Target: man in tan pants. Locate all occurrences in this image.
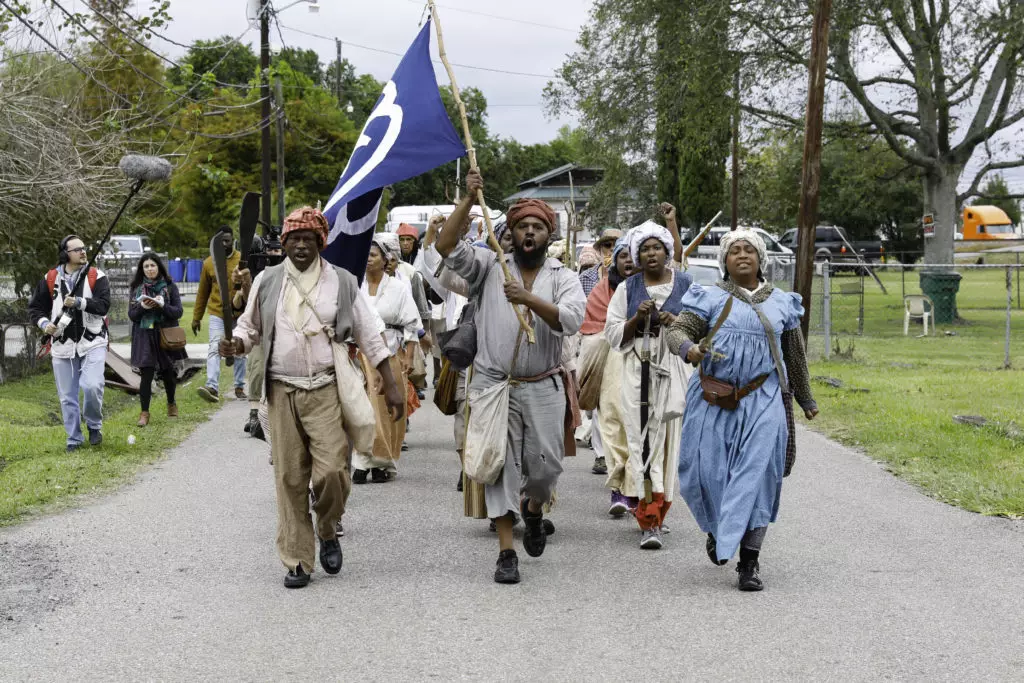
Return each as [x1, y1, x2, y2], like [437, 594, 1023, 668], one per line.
[222, 207, 404, 588]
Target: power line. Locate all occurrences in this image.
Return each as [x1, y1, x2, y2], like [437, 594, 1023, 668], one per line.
[113, 6, 247, 52]
[404, 0, 577, 34]
[277, 23, 556, 79]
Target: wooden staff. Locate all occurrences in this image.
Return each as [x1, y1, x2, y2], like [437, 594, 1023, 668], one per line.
[428, 1, 536, 343]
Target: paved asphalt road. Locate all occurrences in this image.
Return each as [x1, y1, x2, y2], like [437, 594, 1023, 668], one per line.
[2, 396, 1023, 681]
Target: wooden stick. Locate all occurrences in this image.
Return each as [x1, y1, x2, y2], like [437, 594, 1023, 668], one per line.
[683, 210, 724, 263]
[428, 1, 536, 344]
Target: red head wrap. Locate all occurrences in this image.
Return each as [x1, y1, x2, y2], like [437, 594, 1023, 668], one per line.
[506, 199, 557, 233]
[396, 223, 419, 239]
[282, 207, 330, 248]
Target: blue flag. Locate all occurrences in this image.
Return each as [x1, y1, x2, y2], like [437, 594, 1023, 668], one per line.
[322, 20, 466, 281]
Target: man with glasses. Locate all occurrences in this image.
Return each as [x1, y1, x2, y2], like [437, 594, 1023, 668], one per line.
[29, 235, 111, 451]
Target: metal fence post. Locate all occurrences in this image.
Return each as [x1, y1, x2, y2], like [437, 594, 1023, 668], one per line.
[1016, 252, 1021, 310]
[1006, 266, 1012, 370]
[823, 264, 831, 360]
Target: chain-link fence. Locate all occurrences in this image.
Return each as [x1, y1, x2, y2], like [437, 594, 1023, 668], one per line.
[807, 261, 1024, 368]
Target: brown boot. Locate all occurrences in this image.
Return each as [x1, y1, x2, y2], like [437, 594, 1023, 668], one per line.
[167, 404, 178, 418]
[137, 411, 150, 427]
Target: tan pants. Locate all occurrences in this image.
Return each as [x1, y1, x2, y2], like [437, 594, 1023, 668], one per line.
[268, 381, 350, 574]
[598, 350, 634, 494]
[353, 354, 406, 473]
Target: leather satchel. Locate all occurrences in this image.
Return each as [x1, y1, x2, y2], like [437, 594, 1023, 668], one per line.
[699, 366, 768, 411]
[159, 326, 186, 351]
[439, 301, 477, 369]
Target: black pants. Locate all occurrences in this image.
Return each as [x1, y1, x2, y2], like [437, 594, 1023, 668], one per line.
[140, 367, 176, 412]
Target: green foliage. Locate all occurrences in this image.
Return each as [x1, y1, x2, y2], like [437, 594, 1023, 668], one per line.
[973, 175, 1022, 226]
[273, 47, 322, 84]
[167, 35, 259, 90]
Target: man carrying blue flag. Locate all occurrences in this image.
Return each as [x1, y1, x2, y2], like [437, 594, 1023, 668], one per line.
[436, 171, 586, 584]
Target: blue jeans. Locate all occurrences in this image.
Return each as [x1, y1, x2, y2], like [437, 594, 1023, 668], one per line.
[206, 315, 246, 391]
[52, 345, 106, 447]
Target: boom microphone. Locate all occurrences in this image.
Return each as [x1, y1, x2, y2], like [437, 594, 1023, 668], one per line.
[119, 154, 173, 182]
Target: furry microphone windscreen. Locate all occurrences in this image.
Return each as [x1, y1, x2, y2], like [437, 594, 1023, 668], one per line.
[118, 155, 173, 182]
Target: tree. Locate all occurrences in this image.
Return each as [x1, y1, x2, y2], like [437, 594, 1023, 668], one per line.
[168, 36, 259, 90]
[973, 174, 1022, 226]
[737, 0, 1024, 267]
[274, 47, 322, 85]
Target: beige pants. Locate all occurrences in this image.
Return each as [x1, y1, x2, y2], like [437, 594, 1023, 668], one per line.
[598, 350, 633, 494]
[268, 381, 350, 574]
[353, 355, 407, 473]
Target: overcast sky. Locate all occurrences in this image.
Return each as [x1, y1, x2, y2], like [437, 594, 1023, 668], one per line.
[153, 0, 592, 145]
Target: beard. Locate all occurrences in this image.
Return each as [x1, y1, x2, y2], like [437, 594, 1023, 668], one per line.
[513, 242, 547, 269]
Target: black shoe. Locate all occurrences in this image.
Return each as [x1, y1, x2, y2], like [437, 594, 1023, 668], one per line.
[88, 428, 102, 446]
[371, 468, 393, 483]
[494, 549, 520, 584]
[244, 409, 258, 434]
[352, 469, 369, 485]
[401, 442, 409, 452]
[488, 519, 497, 532]
[737, 560, 763, 591]
[520, 500, 547, 558]
[284, 565, 310, 588]
[319, 538, 343, 575]
[251, 420, 266, 442]
[336, 520, 345, 537]
[456, 472, 464, 492]
[591, 456, 607, 475]
[66, 443, 81, 453]
[416, 389, 425, 400]
[543, 519, 555, 536]
[706, 533, 728, 566]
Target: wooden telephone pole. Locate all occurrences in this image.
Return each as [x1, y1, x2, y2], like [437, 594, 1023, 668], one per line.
[794, 0, 833, 341]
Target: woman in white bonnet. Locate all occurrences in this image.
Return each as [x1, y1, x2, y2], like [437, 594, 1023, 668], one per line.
[667, 228, 818, 591]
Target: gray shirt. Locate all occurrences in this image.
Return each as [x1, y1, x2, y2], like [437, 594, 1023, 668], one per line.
[444, 241, 586, 381]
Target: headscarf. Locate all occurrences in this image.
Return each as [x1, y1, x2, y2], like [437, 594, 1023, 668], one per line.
[609, 235, 631, 288]
[282, 206, 329, 249]
[494, 219, 509, 244]
[719, 228, 767, 276]
[546, 238, 567, 261]
[372, 232, 401, 264]
[628, 220, 675, 267]
[506, 199, 556, 233]
[578, 245, 600, 269]
[396, 223, 419, 239]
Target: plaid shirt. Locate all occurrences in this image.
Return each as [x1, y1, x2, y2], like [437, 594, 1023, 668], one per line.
[578, 265, 602, 297]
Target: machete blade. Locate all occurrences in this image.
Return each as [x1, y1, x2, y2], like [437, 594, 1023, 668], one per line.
[237, 192, 261, 271]
[211, 233, 235, 367]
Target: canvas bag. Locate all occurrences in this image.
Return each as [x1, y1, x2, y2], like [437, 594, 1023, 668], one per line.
[462, 377, 512, 485]
[577, 334, 609, 411]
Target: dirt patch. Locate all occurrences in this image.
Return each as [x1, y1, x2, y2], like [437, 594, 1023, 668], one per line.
[0, 539, 75, 632]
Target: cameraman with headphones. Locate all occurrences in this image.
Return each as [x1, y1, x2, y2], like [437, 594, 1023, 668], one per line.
[28, 235, 111, 452]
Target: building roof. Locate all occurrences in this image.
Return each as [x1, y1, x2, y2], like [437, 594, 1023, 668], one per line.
[505, 185, 595, 203]
[517, 163, 604, 189]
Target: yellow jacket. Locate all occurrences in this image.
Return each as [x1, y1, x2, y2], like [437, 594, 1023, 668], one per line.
[192, 250, 241, 323]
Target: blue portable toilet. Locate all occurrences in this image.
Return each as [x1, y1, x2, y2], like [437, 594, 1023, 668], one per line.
[168, 259, 184, 283]
[186, 259, 203, 282]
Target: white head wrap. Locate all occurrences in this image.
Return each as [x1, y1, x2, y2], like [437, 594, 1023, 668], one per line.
[546, 238, 567, 261]
[628, 220, 675, 266]
[718, 229, 767, 276]
[372, 232, 401, 263]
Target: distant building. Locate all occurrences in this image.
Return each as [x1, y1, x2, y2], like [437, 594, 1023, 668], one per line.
[504, 164, 603, 237]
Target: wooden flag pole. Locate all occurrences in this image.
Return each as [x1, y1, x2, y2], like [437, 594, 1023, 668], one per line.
[427, 1, 535, 343]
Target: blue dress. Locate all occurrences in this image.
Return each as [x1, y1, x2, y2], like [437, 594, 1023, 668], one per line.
[676, 283, 804, 563]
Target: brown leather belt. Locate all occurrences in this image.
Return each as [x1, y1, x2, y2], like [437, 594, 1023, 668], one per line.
[699, 367, 769, 411]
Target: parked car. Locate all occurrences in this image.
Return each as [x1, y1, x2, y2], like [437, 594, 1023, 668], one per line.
[685, 257, 725, 286]
[778, 225, 884, 271]
[96, 234, 167, 266]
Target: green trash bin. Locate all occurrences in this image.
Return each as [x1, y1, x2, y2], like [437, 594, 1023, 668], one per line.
[919, 270, 962, 324]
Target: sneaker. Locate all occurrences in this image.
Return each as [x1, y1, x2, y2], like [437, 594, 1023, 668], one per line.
[66, 443, 81, 453]
[352, 469, 369, 485]
[736, 560, 763, 591]
[520, 500, 547, 558]
[319, 538, 343, 575]
[706, 533, 728, 566]
[371, 468, 394, 483]
[493, 549, 520, 584]
[591, 456, 607, 475]
[197, 386, 219, 403]
[244, 408, 257, 433]
[543, 519, 555, 536]
[660, 523, 671, 534]
[608, 491, 629, 517]
[235, 387, 246, 400]
[88, 428, 102, 446]
[640, 529, 663, 550]
[625, 496, 640, 512]
[401, 442, 409, 452]
[284, 565, 310, 589]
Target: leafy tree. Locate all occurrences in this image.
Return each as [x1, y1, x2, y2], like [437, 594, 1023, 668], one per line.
[167, 36, 259, 90]
[274, 47, 322, 85]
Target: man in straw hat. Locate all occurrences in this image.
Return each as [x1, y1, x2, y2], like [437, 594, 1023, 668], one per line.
[220, 206, 405, 589]
[578, 226, 624, 298]
[435, 170, 586, 584]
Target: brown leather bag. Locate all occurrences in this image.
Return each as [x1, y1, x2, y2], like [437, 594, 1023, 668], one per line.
[699, 366, 768, 411]
[159, 326, 186, 351]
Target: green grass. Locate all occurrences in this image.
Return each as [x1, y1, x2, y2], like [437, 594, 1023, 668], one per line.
[806, 267, 1024, 517]
[0, 356, 231, 526]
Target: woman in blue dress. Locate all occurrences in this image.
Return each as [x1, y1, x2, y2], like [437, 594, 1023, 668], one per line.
[666, 230, 818, 591]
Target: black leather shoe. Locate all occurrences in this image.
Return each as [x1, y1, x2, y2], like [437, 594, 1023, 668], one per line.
[736, 560, 763, 591]
[520, 500, 547, 558]
[88, 428, 102, 446]
[493, 549, 520, 584]
[706, 533, 728, 566]
[543, 519, 555, 536]
[371, 468, 393, 483]
[66, 444, 81, 453]
[284, 566, 310, 588]
[352, 469, 369, 485]
[319, 538, 343, 575]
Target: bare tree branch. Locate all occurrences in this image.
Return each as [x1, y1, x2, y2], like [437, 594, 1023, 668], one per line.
[957, 158, 1024, 203]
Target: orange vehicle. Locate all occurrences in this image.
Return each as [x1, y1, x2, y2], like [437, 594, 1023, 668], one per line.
[961, 205, 1018, 240]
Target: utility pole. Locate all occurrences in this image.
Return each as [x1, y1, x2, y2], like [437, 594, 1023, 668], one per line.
[335, 38, 343, 108]
[275, 77, 286, 228]
[259, 0, 273, 231]
[794, 0, 833, 342]
[730, 56, 741, 231]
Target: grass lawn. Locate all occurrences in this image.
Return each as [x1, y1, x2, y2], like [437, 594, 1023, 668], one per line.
[805, 267, 1024, 517]
[0, 350, 234, 526]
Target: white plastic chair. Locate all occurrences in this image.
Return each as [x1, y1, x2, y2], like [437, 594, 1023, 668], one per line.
[903, 295, 934, 336]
